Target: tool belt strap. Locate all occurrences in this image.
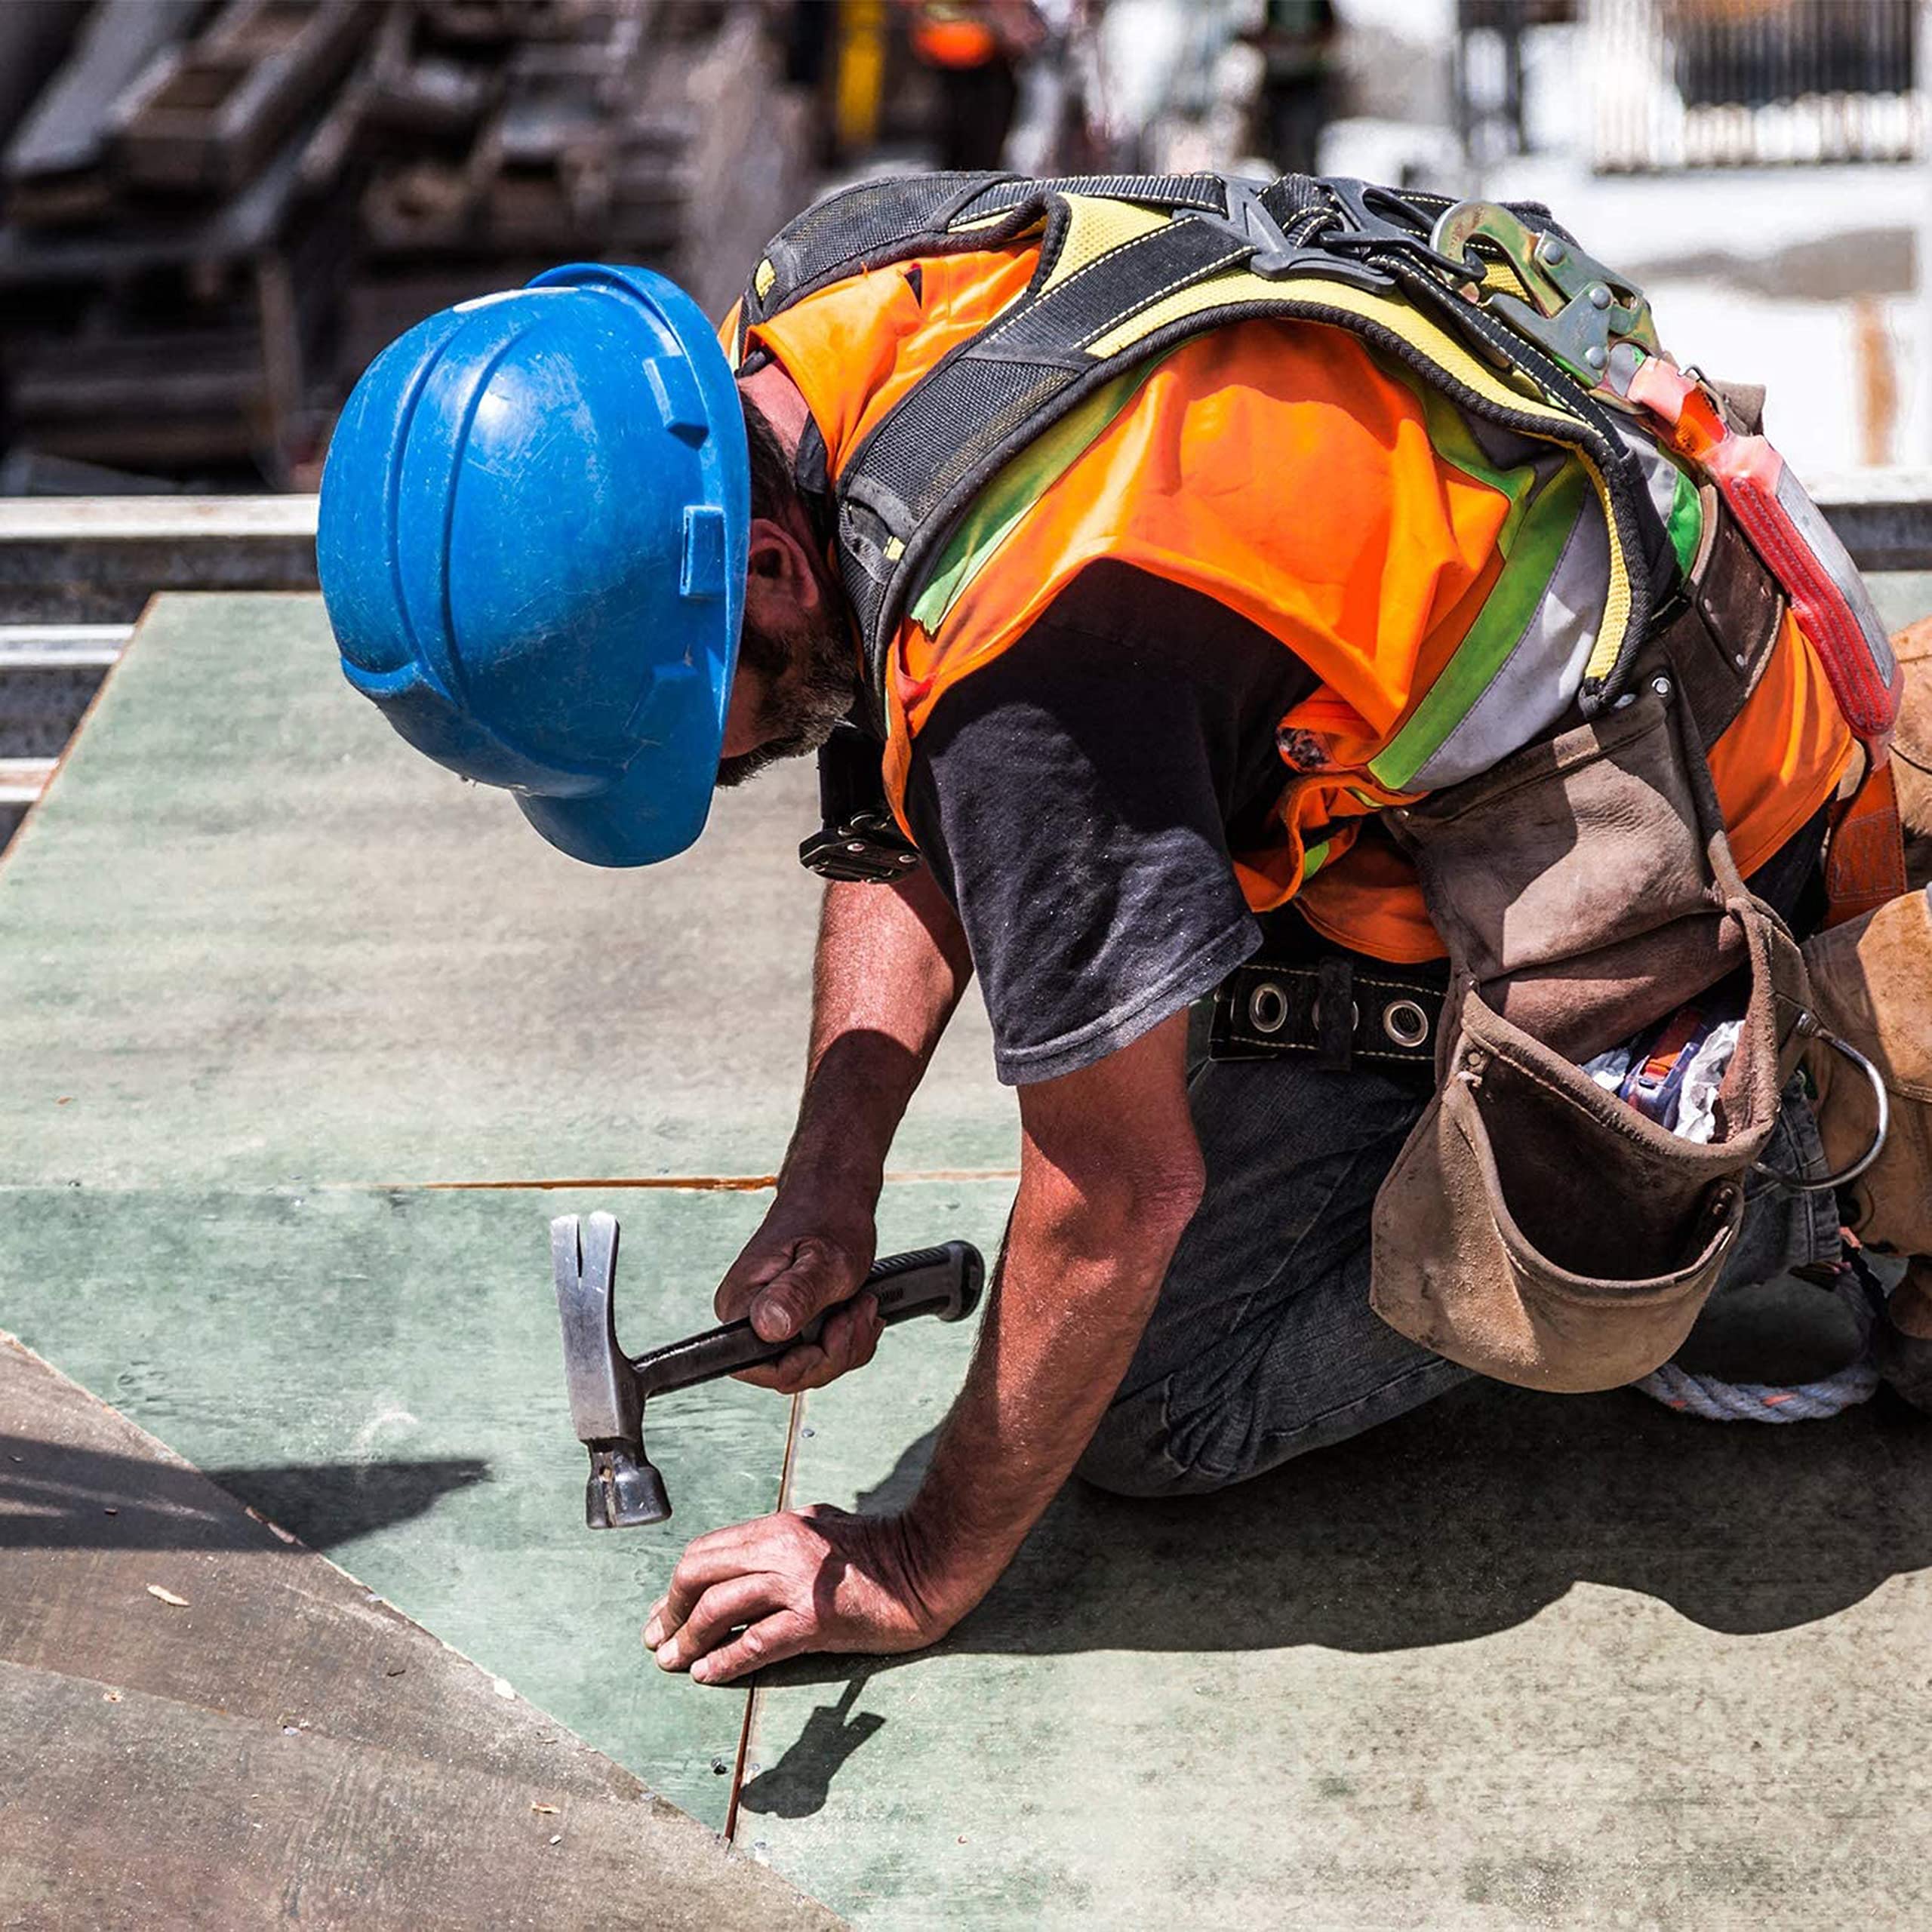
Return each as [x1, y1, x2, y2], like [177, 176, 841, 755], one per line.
[1208, 958, 1443, 1072]
[1650, 481, 1785, 751]
[1823, 755, 1909, 929]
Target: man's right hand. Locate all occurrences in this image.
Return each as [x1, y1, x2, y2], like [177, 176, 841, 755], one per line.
[715, 1191, 883, 1394]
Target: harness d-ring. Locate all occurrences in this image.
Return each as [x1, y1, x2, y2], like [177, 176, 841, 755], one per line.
[1752, 1014, 1890, 1193]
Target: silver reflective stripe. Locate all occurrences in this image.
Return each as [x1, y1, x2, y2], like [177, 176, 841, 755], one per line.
[1407, 487, 1611, 791]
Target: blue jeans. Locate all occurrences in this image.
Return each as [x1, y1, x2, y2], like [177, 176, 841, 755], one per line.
[1075, 1044, 1841, 1499]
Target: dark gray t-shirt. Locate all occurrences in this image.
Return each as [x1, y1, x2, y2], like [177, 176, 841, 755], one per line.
[903, 562, 1315, 1084]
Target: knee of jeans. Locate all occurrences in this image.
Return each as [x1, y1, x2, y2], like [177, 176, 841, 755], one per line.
[1075, 1388, 1233, 1500]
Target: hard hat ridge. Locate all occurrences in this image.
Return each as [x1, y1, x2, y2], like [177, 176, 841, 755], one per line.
[317, 261, 749, 866]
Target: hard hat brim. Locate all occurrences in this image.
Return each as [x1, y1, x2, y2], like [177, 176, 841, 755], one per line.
[515, 745, 717, 867]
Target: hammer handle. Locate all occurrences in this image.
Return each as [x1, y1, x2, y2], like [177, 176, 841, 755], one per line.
[627, 1240, 985, 1398]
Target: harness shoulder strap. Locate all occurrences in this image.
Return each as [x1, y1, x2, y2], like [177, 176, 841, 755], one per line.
[738, 171, 1233, 346]
[746, 173, 1671, 731]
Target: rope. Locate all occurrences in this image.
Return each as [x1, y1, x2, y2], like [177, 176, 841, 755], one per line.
[1633, 1252, 1887, 1423]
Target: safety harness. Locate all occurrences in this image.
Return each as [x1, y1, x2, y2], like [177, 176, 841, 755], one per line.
[736, 170, 1680, 737]
[744, 171, 1914, 1399]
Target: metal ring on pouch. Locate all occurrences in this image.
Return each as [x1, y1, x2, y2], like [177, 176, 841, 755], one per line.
[1752, 1015, 1890, 1193]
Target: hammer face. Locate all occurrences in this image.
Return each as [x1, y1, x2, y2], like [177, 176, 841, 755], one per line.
[551, 1212, 641, 1449]
[586, 1441, 672, 1529]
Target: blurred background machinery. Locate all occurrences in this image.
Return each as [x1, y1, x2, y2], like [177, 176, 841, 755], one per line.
[0, 0, 1925, 498]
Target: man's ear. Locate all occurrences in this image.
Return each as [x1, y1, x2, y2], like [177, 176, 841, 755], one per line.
[745, 515, 822, 615]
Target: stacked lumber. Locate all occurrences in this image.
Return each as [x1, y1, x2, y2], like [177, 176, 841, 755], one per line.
[0, 0, 817, 488]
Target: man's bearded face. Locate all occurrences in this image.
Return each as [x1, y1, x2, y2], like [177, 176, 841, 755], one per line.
[715, 599, 855, 789]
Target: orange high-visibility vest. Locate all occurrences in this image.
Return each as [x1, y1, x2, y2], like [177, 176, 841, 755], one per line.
[735, 238, 1850, 962]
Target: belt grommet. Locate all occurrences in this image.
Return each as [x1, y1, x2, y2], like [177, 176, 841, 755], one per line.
[1247, 981, 1289, 1035]
[1382, 998, 1431, 1049]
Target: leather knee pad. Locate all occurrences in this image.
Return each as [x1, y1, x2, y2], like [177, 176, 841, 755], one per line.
[1802, 884, 1932, 1260]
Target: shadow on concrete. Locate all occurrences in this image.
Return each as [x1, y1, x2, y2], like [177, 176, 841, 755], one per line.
[767, 1381, 1932, 1700]
[0, 1432, 491, 1553]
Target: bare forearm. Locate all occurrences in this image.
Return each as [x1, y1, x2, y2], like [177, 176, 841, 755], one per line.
[783, 869, 973, 1192]
[900, 1168, 1198, 1617]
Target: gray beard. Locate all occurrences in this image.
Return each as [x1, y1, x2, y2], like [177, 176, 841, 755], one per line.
[715, 612, 857, 790]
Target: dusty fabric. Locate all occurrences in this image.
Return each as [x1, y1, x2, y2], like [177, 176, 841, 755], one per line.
[1890, 614, 1932, 889]
[903, 566, 1312, 1084]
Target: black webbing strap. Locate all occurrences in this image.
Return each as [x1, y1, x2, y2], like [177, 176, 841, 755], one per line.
[742, 171, 1239, 331]
[1209, 958, 1444, 1072]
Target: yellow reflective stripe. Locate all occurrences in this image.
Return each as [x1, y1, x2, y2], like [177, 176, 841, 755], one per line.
[1087, 269, 1562, 427]
[950, 209, 1047, 235]
[1036, 194, 1173, 295]
[1582, 451, 1630, 683]
[1084, 265, 1635, 678]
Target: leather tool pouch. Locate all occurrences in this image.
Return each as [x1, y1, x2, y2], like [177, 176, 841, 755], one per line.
[1368, 642, 1814, 1392]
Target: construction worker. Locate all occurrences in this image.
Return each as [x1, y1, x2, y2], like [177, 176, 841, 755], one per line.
[317, 174, 1931, 1687]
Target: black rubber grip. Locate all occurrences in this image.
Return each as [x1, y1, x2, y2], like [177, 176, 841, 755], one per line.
[627, 1240, 984, 1398]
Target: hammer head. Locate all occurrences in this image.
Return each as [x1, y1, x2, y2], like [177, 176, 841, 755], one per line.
[550, 1212, 672, 1527]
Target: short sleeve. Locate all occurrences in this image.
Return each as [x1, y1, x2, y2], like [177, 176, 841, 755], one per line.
[903, 566, 1312, 1084]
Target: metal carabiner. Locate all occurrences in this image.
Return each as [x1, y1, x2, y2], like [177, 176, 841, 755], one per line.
[1752, 1014, 1891, 1195]
[1428, 198, 1660, 395]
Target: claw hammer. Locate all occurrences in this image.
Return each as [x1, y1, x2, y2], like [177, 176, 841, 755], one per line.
[551, 1213, 984, 1527]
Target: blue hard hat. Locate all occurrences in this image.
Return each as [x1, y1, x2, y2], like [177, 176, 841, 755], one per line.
[316, 263, 748, 866]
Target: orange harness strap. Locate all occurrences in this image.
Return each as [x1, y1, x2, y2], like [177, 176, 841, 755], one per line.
[1823, 755, 1909, 929]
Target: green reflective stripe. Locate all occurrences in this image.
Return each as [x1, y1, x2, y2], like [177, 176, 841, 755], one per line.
[1370, 352, 1545, 555]
[1300, 835, 1334, 881]
[1368, 458, 1591, 793]
[909, 358, 1168, 633]
[1665, 463, 1703, 579]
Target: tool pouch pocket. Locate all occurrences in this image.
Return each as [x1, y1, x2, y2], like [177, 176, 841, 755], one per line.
[1370, 668, 1811, 1391]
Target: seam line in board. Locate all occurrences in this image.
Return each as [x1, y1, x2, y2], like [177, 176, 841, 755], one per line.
[724, 1386, 810, 1843]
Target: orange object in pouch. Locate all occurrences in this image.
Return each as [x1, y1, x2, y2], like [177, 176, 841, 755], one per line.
[1628, 354, 1905, 756]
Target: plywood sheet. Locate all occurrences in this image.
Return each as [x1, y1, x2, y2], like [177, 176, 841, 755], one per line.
[0, 592, 1017, 1192]
[0, 1182, 802, 1830]
[0, 1334, 840, 1930]
[747, 1188, 1932, 1927]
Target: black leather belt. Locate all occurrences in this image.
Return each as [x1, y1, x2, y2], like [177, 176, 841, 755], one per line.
[1208, 956, 1444, 1071]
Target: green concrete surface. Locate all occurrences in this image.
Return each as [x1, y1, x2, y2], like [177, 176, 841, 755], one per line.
[0, 593, 1018, 1192]
[0, 591, 1017, 1855]
[0, 1181, 798, 1829]
[751, 1312, 1932, 1927]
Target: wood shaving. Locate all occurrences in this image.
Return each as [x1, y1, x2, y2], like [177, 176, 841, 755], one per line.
[531, 1803, 558, 1815]
[146, 1584, 189, 1607]
[245, 1505, 299, 1544]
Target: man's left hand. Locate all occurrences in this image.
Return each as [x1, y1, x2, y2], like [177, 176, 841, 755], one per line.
[643, 1506, 962, 1684]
